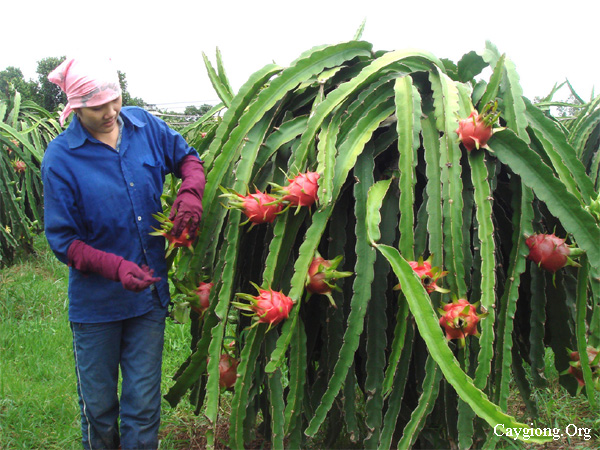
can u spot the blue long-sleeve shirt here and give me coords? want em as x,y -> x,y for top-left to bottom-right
42,106 -> 199,323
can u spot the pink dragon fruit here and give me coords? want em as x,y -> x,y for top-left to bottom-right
394,256 -> 449,294
563,347 -> 600,389
12,160 -> 26,174
191,281 -> 214,314
438,298 -> 487,347
306,254 -> 353,307
271,171 -> 320,208
220,188 -> 282,226
526,233 -> 581,273
234,282 -> 294,328
218,353 -> 239,389
456,102 -> 500,152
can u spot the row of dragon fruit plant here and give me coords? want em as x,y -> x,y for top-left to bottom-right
158,35 -> 600,449
0,92 -> 59,266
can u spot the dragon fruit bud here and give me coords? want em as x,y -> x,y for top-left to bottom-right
585,192 -> 600,223
526,233 -> 581,273
438,298 -> 487,347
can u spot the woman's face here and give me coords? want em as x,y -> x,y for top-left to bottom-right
76,96 -> 122,138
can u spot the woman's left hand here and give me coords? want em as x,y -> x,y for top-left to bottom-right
169,155 -> 205,239
170,193 -> 203,238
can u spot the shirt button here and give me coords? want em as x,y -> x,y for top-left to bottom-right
138,216 -> 142,221
130,182 -> 134,187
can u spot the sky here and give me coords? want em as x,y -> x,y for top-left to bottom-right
3,0 -> 599,111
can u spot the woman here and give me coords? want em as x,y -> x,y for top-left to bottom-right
42,57 -> 205,450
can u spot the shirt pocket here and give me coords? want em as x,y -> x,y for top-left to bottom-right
142,159 -> 166,205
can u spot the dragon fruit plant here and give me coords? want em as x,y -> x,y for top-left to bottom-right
1,92 -> 57,265
163,39 -> 600,449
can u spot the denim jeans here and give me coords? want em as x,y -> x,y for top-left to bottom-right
71,292 -> 167,450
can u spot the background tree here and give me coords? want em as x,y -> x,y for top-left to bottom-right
0,66 -> 37,100
33,56 -> 66,112
118,70 -> 146,107
184,104 -> 213,117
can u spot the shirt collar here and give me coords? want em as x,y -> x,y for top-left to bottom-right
120,107 -> 147,129
64,107 -> 147,150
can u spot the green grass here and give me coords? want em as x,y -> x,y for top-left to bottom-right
1,235 -> 599,449
1,236 -> 79,449
515,349 -> 600,449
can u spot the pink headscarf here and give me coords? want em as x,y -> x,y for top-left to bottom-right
48,57 -> 122,126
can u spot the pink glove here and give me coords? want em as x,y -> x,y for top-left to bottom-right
117,261 -> 162,292
67,240 -> 161,292
169,155 -> 205,239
